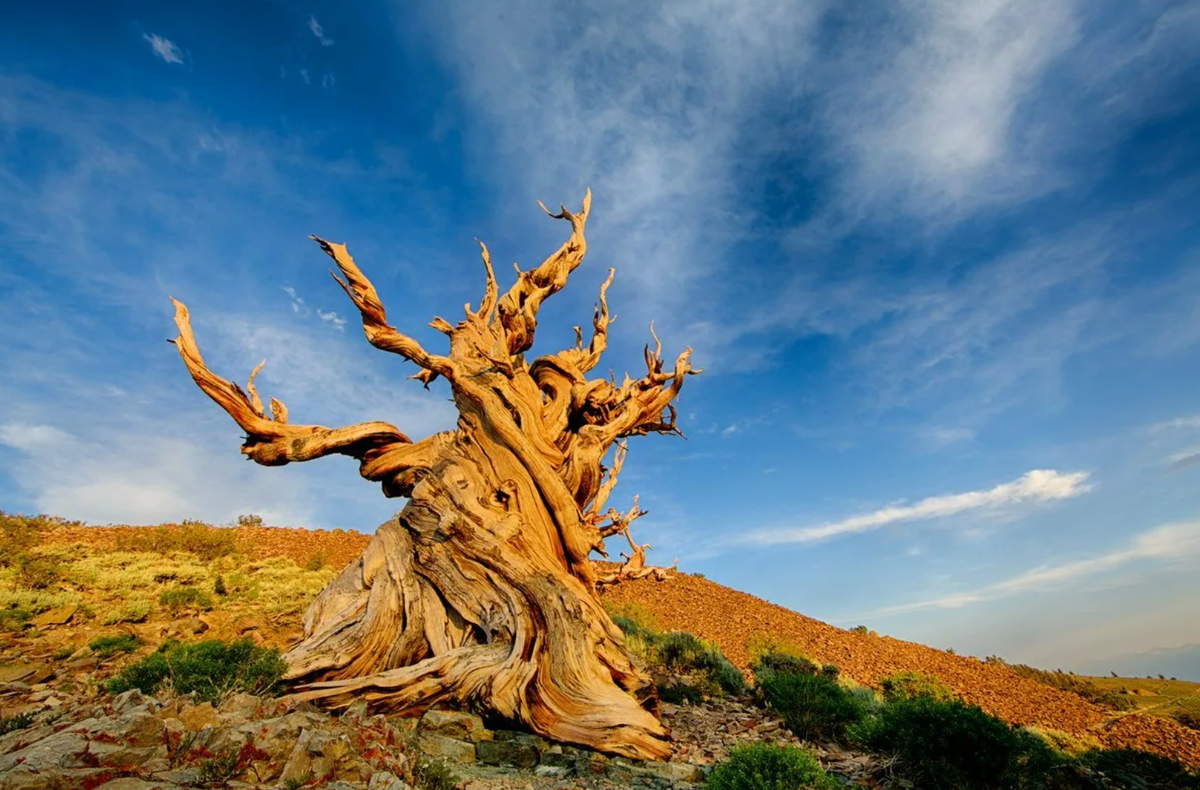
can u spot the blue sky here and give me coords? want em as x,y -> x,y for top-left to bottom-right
2,0 -> 1200,678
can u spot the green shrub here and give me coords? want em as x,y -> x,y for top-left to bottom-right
1007,663 -> 1134,712
759,670 -> 863,742
0,711 -> 35,736
880,671 -> 955,703
89,633 -> 142,658
236,514 -> 264,527
14,554 -> 62,590
708,743 -> 833,790
604,600 -> 661,633
849,697 -> 1066,790
305,552 -> 326,571
1175,711 -> 1200,731
115,523 -> 237,562
0,607 -> 33,631
158,586 -> 214,613
1081,748 -> 1200,789
655,631 -> 746,695
105,637 -> 287,702
412,755 -> 457,790
213,575 -> 227,596
100,599 -> 152,625
849,625 -> 870,636
658,680 -> 709,705
752,651 -> 819,679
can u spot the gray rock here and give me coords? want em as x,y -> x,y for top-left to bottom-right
111,688 -> 150,714
476,738 -> 540,769
368,771 -> 412,790
96,778 -> 184,790
638,761 -> 705,783
418,709 -> 490,742
535,764 -> 571,778
417,732 -> 476,763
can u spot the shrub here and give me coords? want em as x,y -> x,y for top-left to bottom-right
849,697 -> 1063,790
655,631 -> 746,695
89,633 -> 142,658
759,670 -> 863,742
1023,726 -> 1102,757
106,637 -> 287,702
708,743 -> 833,790
603,600 -> 660,633
100,599 -> 152,625
880,671 -> 955,703
659,680 -> 709,705
1081,748 -> 1200,789
305,551 -> 326,571
747,632 -> 810,666
236,513 -> 264,527
158,586 -> 214,613
849,625 -> 870,636
1008,663 -> 1134,712
752,651 -> 819,680
14,554 -> 62,590
0,711 -> 35,736
213,575 -> 227,596
115,523 -> 237,562
412,755 -> 457,790
1173,711 -> 1200,732
0,607 -> 32,631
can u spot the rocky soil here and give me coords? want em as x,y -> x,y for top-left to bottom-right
602,572 -> 1200,767
0,668 -> 896,790
31,523 -> 1200,769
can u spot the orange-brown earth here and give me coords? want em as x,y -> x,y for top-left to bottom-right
40,524 -> 1200,767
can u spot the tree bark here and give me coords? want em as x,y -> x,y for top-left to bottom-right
170,192 -> 694,759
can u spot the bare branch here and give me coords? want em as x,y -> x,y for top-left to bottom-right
496,190 -> 592,355
169,299 -> 418,475
312,236 -> 455,381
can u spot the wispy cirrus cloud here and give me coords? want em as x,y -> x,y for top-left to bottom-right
1151,414 -> 1200,432
143,33 -> 183,64
849,518 -> 1200,618
308,16 -> 334,47
743,469 -> 1092,546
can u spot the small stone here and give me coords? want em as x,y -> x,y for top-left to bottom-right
535,765 -> 570,778
417,732 -> 476,763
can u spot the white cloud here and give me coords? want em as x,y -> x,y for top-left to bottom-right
721,424 -> 739,437
309,16 -> 335,47
143,33 -> 184,64
0,422 -> 72,451
855,518 -> 1200,617
832,0 -> 1078,215
744,469 -> 1092,546
317,308 -> 346,331
926,427 -> 976,446
1151,414 -> 1200,432
283,285 -> 306,314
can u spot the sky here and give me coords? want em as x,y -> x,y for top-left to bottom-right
1,0 -> 1199,679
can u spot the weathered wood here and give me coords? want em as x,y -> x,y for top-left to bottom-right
170,192 -> 693,759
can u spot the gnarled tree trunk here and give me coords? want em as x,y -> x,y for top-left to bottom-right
170,192 -> 695,759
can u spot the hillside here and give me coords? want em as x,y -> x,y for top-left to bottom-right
4,521 -> 1199,769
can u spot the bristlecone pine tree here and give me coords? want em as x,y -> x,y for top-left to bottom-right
170,191 -> 695,759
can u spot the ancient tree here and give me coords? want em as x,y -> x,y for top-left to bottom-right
170,192 -> 695,759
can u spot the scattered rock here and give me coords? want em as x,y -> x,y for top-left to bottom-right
31,605 -> 77,628
476,738 -> 540,769
419,709 -> 492,742
178,701 -> 218,731
417,732 -> 477,763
